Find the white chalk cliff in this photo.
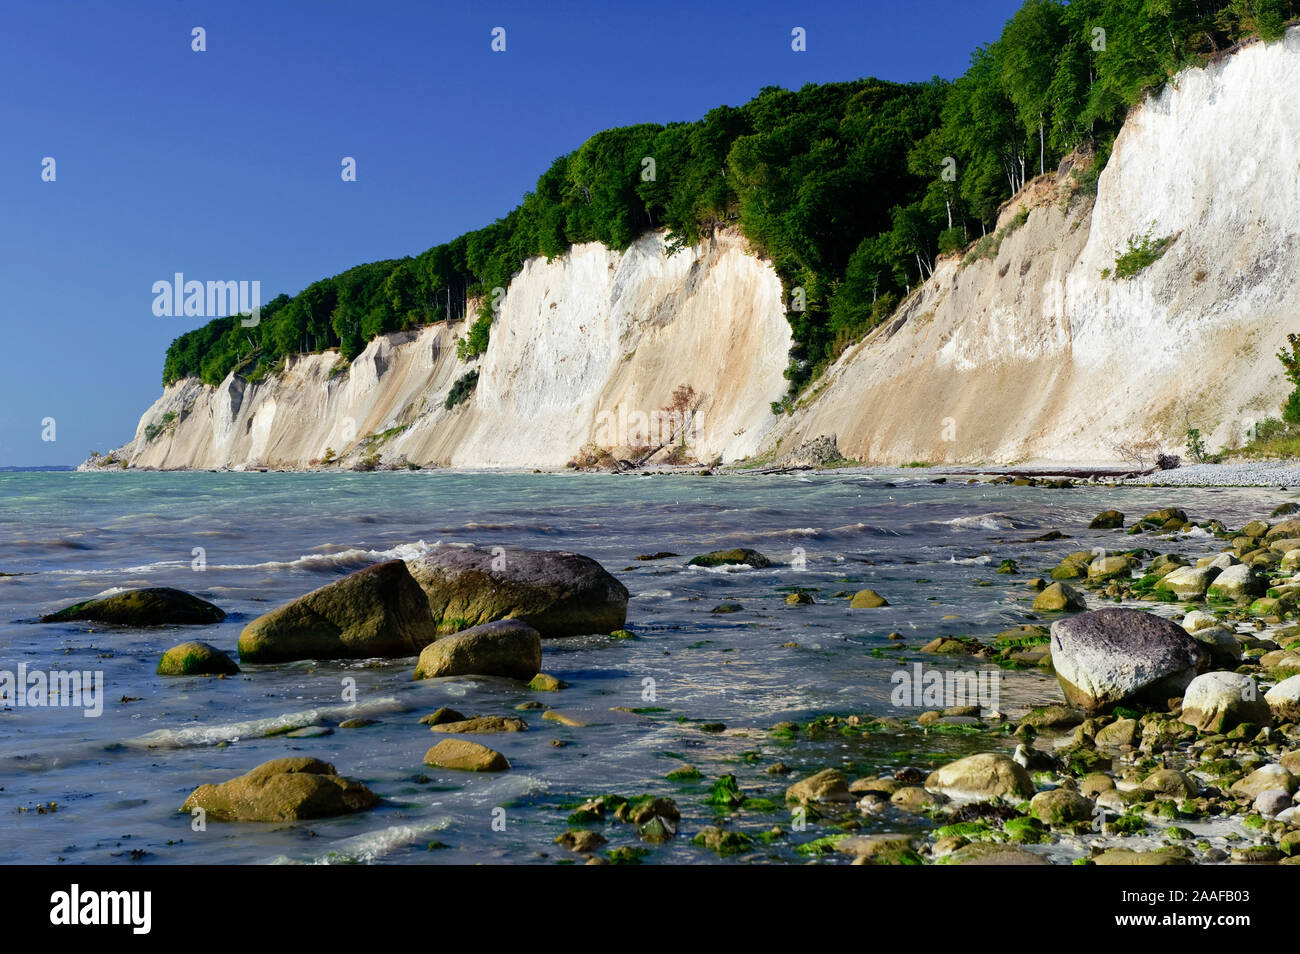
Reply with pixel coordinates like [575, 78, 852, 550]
[769, 29, 1300, 465]
[93, 30, 1300, 471]
[100, 230, 791, 469]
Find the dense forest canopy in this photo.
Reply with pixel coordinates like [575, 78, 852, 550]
[163, 0, 1296, 399]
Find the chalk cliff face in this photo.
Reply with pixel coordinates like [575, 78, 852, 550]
[769, 30, 1300, 465]
[99, 230, 791, 470]
[93, 31, 1300, 471]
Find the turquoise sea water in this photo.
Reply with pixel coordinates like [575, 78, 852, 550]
[0, 471, 1280, 864]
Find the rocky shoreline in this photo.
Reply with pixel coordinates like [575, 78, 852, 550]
[24, 500, 1300, 864]
[77, 447, 1300, 489]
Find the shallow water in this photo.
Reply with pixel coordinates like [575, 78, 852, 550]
[0, 471, 1286, 864]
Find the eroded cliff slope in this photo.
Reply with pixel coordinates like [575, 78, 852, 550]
[768, 30, 1300, 465]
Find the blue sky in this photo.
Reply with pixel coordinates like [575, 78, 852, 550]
[0, 0, 1022, 466]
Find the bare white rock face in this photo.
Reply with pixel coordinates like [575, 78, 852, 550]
[767, 29, 1300, 466]
[93, 230, 791, 471]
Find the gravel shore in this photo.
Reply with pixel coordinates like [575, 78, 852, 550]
[787, 459, 1300, 488]
[1118, 461, 1300, 488]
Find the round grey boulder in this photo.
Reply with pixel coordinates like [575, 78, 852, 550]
[1049, 609, 1209, 712]
[407, 546, 628, 637]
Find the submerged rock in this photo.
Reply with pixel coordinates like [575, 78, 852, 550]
[180, 757, 378, 821]
[687, 548, 774, 568]
[157, 641, 239, 676]
[238, 560, 438, 663]
[413, 620, 542, 681]
[942, 842, 1048, 865]
[407, 546, 628, 636]
[1089, 510, 1125, 529]
[1050, 608, 1209, 712]
[41, 587, 225, 626]
[430, 716, 528, 734]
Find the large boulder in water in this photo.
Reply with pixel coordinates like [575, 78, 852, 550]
[40, 587, 225, 626]
[1050, 609, 1210, 712]
[413, 620, 542, 681]
[238, 560, 438, 663]
[406, 546, 628, 637]
[180, 757, 378, 821]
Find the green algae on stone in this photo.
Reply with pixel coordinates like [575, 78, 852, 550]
[705, 774, 747, 809]
[44, 587, 226, 627]
[692, 826, 754, 856]
[687, 548, 773, 568]
[156, 641, 239, 676]
[665, 765, 701, 781]
[849, 589, 889, 608]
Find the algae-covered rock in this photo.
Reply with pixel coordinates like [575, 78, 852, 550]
[1089, 555, 1134, 580]
[1030, 788, 1094, 825]
[238, 560, 438, 663]
[941, 842, 1049, 865]
[1090, 510, 1125, 529]
[1094, 717, 1138, 748]
[180, 757, 377, 821]
[1033, 581, 1086, 612]
[1140, 769, 1197, 798]
[850, 589, 890, 608]
[1206, 564, 1267, 602]
[1140, 508, 1188, 528]
[687, 548, 773, 568]
[430, 716, 528, 734]
[419, 706, 467, 726]
[1093, 847, 1192, 865]
[408, 546, 628, 636]
[413, 620, 542, 681]
[1179, 671, 1271, 733]
[157, 641, 239, 676]
[42, 587, 226, 626]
